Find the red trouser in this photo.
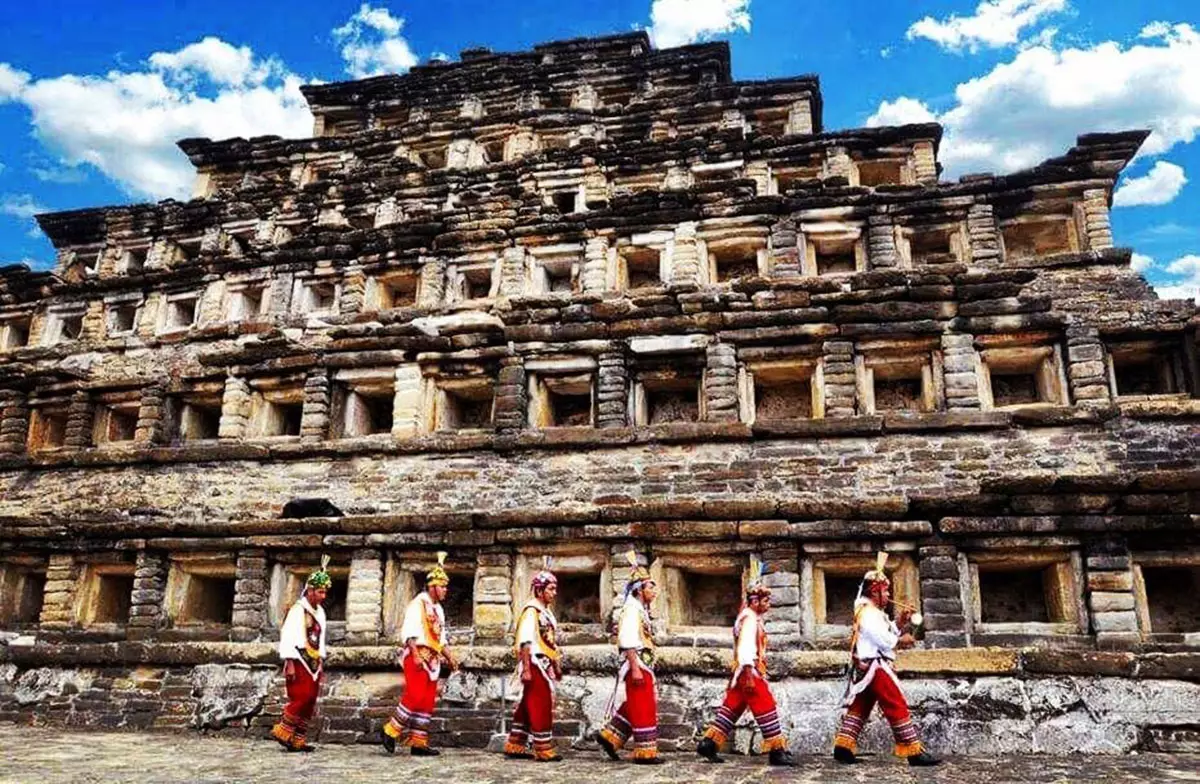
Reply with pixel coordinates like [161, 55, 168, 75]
[384, 650, 439, 748]
[703, 669, 786, 752]
[271, 662, 321, 749]
[504, 663, 557, 759]
[834, 664, 923, 757]
[599, 666, 658, 759]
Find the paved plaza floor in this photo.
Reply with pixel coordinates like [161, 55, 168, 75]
[0, 725, 1197, 783]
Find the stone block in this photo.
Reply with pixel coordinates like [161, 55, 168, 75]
[1089, 592, 1134, 613]
[1092, 611, 1138, 633]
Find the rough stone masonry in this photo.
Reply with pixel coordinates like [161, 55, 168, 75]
[0, 31, 1198, 756]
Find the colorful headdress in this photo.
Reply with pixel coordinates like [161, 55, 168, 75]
[532, 555, 557, 594]
[623, 549, 653, 598]
[745, 554, 771, 601]
[426, 551, 450, 587]
[856, 552, 890, 604]
[305, 554, 333, 591]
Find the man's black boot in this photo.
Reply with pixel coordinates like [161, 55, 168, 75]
[697, 737, 725, 763]
[908, 751, 941, 767]
[380, 733, 396, 755]
[411, 745, 441, 757]
[768, 748, 798, 767]
[833, 746, 857, 764]
[597, 734, 620, 761]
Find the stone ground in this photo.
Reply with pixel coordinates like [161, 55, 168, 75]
[0, 727, 1198, 784]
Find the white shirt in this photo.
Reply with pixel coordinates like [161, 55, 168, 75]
[278, 597, 327, 660]
[734, 607, 760, 668]
[400, 592, 446, 648]
[617, 599, 649, 650]
[853, 601, 900, 660]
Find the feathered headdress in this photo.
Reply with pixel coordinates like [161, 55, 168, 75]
[532, 554, 557, 594]
[305, 554, 333, 591]
[623, 549, 653, 598]
[745, 553, 771, 601]
[426, 551, 450, 587]
[856, 551, 890, 604]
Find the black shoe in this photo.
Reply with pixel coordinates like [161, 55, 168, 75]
[381, 733, 396, 755]
[768, 748, 798, 767]
[908, 751, 941, 767]
[411, 745, 441, 757]
[287, 743, 316, 753]
[537, 754, 565, 763]
[597, 734, 620, 761]
[697, 737, 725, 763]
[833, 746, 857, 764]
[633, 756, 666, 765]
[505, 750, 534, 760]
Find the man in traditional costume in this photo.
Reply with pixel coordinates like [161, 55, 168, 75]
[271, 555, 331, 753]
[697, 556, 797, 766]
[503, 564, 563, 762]
[381, 552, 457, 756]
[597, 551, 664, 765]
[833, 553, 939, 767]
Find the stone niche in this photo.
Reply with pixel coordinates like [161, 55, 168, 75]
[166, 382, 225, 442]
[896, 221, 968, 267]
[856, 342, 944, 415]
[801, 223, 866, 277]
[512, 548, 610, 643]
[0, 556, 47, 628]
[651, 547, 745, 641]
[164, 554, 237, 631]
[1107, 338, 1194, 399]
[632, 364, 704, 425]
[269, 555, 350, 641]
[1000, 214, 1080, 261]
[246, 375, 306, 438]
[423, 365, 497, 433]
[331, 369, 396, 439]
[1133, 553, 1200, 640]
[741, 356, 824, 423]
[366, 269, 420, 311]
[91, 390, 141, 447]
[26, 398, 70, 452]
[104, 295, 141, 337]
[977, 336, 1068, 409]
[383, 553, 475, 644]
[526, 357, 596, 428]
[73, 556, 137, 629]
[616, 243, 666, 291]
[772, 159, 823, 195]
[802, 551, 919, 644]
[157, 291, 200, 334]
[528, 245, 584, 295]
[447, 257, 498, 302]
[41, 306, 85, 346]
[290, 275, 339, 315]
[963, 549, 1085, 637]
[0, 313, 31, 351]
[223, 278, 270, 322]
[702, 233, 768, 284]
[855, 156, 910, 188]
[119, 243, 149, 275]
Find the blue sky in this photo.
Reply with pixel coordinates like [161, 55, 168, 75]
[0, 0, 1198, 299]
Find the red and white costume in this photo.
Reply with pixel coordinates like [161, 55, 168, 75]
[701, 605, 786, 753]
[599, 597, 659, 760]
[383, 591, 448, 749]
[271, 596, 326, 750]
[504, 598, 561, 760]
[834, 599, 924, 758]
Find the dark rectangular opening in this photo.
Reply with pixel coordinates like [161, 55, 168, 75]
[551, 191, 578, 214]
[60, 314, 84, 341]
[124, 248, 147, 273]
[29, 409, 68, 450]
[1142, 566, 1200, 634]
[754, 371, 813, 420]
[815, 239, 857, 276]
[179, 575, 236, 625]
[1113, 353, 1178, 396]
[991, 372, 1040, 407]
[979, 568, 1050, 624]
[874, 377, 923, 412]
[104, 407, 139, 443]
[680, 571, 740, 627]
[857, 159, 904, 187]
[261, 401, 303, 437]
[622, 247, 661, 289]
[376, 274, 418, 310]
[442, 574, 474, 627]
[94, 574, 135, 624]
[2, 319, 30, 350]
[17, 572, 45, 624]
[712, 246, 759, 282]
[109, 304, 138, 334]
[910, 226, 957, 265]
[441, 381, 494, 430]
[462, 268, 493, 300]
[556, 573, 601, 624]
[644, 376, 700, 424]
[824, 575, 861, 626]
[177, 400, 222, 441]
[341, 387, 394, 437]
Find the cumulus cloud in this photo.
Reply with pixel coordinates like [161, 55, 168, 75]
[0, 40, 312, 201]
[1113, 161, 1188, 207]
[866, 96, 938, 128]
[868, 22, 1200, 178]
[1155, 255, 1200, 302]
[648, 0, 751, 49]
[0, 193, 47, 220]
[1130, 252, 1155, 272]
[907, 0, 1068, 53]
[333, 3, 419, 78]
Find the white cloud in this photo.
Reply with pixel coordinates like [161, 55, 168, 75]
[333, 3, 419, 78]
[1113, 161, 1188, 207]
[866, 96, 938, 127]
[1154, 254, 1200, 302]
[0, 63, 29, 101]
[30, 163, 87, 184]
[907, 0, 1067, 53]
[648, 0, 751, 49]
[1130, 252, 1155, 272]
[0, 39, 312, 201]
[869, 22, 1200, 177]
[0, 193, 47, 220]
